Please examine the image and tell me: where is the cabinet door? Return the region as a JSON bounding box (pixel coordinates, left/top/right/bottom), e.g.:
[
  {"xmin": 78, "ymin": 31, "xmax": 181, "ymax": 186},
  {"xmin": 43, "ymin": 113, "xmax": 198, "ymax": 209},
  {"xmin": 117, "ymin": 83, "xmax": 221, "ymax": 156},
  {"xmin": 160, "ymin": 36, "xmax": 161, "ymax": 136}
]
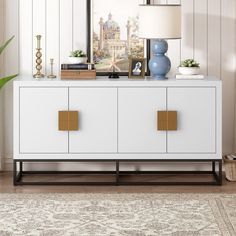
[
  {"xmin": 69, "ymin": 88, "xmax": 117, "ymax": 153},
  {"xmin": 20, "ymin": 87, "xmax": 68, "ymax": 153},
  {"xmin": 167, "ymin": 87, "xmax": 216, "ymax": 153},
  {"xmin": 118, "ymin": 88, "xmax": 166, "ymax": 153}
]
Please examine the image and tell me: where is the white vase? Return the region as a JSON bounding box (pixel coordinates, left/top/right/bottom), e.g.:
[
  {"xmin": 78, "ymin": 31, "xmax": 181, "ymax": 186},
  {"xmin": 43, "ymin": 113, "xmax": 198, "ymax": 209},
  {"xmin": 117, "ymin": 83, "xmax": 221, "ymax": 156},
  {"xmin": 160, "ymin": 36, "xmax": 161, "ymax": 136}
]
[
  {"xmin": 68, "ymin": 57, "xmax": 87, "ymax": 64},
  {"xmin": 178, "ymin": 67, "xmax": 200, "ymax": 75}
]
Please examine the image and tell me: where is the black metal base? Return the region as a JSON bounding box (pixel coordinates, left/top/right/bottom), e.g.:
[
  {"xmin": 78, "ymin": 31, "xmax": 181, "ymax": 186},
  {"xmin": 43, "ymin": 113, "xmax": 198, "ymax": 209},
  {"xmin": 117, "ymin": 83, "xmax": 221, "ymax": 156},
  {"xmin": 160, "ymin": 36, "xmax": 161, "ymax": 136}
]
[
  {"xmin": 108, "ymin": 72, "xmax": 119, "ymax": 79},
  {"xmin": 13, "ymin": 159, "xmax": 222, "ymax": 186}
]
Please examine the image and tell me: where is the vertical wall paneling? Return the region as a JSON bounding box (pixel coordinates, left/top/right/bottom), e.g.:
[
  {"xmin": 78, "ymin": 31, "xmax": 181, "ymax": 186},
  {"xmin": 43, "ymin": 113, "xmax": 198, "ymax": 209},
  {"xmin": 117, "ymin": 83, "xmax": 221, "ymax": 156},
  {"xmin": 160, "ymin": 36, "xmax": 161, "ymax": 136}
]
[
  {"xmin": 19, "ymin": 0, "xmax": 33, "ymax": 75},
  {"xmin": 166, "ymin": 0, "xmax": 181, "ymax": 77},
  {"xmin": 181, "ymin": 0, "xmax": 194, "ymax": 60},
  {"xmin": 73, "ymin": 0, "xmax": 87, "ymax": 53},
  {"xmin": 4, "ymin": 0, "xmax": 18, "ymax": 75},
  {"xmin": 207, "ymin": 0, "xmax": 221, "ymax": 77},
  {"xmin": 3, "ymin": 0, "xmax": 19, "ymax": 165},
  {"xmin": 46, "ymin": 0, "xmax": 60, "ymax": 76},
  {"xmin": 194, "ymin": 0, "xmax": 207, "ymax": 75},
  {"xmin": 221, "ymin": 0, "xmax": 235, "ymax": 153},
  {"xmin": 60, "ymin": 0, "xmax": 73, "ymax": 65},
  {"xmin": 33, "ymin": 0, "xmax": 46, "ymax": 75}
]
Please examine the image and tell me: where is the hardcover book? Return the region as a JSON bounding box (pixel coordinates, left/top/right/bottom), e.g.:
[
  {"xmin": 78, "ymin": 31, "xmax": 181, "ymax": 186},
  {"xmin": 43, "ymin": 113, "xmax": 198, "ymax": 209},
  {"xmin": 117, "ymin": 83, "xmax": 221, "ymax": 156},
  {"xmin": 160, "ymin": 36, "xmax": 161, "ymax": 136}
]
[
  {"xmin": 176, "ymin": 74, "xmax": 204, "ymax": 80},
  {"xmin": 61, "ymin": 63, "xmax": 95, "ymax": 70}
]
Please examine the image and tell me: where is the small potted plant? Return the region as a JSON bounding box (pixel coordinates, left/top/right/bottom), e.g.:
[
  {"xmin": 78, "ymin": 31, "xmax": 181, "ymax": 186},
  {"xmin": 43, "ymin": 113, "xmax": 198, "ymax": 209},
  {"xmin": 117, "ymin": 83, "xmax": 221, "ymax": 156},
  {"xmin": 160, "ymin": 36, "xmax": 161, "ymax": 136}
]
[
  {"xmin": 69, "ymin": 50, "xmax": 87, "ymax": 64},
  {"xmin": 178, "ymin": 59, "xmax": 200, "ymax": 75}
]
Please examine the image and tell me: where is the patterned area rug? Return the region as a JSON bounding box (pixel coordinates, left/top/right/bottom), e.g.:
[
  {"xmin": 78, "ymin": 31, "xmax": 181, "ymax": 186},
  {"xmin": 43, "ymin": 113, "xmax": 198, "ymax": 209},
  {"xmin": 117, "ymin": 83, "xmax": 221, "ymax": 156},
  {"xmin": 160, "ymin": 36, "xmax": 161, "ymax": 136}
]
[{"xmin": 0, "ymin": 194, "xmax": 235, "ymax": 236}]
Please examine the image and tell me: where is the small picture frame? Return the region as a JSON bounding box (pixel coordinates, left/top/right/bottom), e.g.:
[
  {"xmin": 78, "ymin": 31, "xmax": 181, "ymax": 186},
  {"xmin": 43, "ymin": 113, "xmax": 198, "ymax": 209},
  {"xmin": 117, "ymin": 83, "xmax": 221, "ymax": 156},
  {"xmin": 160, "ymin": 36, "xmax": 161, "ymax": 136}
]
[{"xmin": 128, "ymin": 58, "xmax": 145, "ymax": 79}]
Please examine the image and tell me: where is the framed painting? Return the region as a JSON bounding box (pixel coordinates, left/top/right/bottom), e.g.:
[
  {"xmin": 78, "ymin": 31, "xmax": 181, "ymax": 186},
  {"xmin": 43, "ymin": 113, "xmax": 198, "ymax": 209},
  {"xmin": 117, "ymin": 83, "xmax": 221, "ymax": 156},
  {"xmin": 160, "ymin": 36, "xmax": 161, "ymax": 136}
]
[{"xmin": 87, "ymin": 0, "xmax": 150, "ymax": 76}]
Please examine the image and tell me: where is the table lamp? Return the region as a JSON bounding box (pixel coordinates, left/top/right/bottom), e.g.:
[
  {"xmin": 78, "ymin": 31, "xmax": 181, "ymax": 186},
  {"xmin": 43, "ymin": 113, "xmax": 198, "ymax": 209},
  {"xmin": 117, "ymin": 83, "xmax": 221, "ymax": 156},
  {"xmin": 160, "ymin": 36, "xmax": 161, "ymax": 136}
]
[{"xmin": 139, "ymin": 5, "xmax": 181, "ymax": 79}]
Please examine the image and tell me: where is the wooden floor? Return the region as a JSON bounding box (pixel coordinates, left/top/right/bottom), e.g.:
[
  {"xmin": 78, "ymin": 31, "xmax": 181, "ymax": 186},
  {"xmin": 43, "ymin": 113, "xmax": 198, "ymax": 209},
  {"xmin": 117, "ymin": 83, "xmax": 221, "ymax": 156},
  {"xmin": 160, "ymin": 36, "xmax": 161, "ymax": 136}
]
[{"xmin": 0, "ymin": 171, "xmax": 236, "ymax": 193}]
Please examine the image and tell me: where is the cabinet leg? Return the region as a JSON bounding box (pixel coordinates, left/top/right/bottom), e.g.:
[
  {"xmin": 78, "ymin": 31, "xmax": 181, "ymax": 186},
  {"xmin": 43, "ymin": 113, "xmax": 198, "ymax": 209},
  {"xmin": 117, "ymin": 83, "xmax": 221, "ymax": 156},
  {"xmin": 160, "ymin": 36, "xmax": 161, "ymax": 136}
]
[
  {"xmin": 13, "ymin": 161, "xmax": 23, "ymax": 186},
  {"xmin": 13, "ymin": 160, "xmax": 17, "ymax": 186},
  {"xmin": 212, "ymin": 161, "xmax": 215, "ymax": 173},
  {"xmin": 218, "ymin": 160, "xmax": 222, "ymax": 186},
  {"xmin": 19, "ymin": 161, "xmax": 23, "ymax": 173},
  {"xmin": 116, "ymin": 161, "xmax": 119, "ymax": 185}
]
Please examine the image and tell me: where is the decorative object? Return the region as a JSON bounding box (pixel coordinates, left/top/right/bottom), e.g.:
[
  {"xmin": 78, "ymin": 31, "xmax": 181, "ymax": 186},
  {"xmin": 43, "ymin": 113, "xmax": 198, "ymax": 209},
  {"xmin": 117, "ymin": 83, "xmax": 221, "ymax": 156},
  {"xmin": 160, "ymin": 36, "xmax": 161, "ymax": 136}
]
[
  {"xmin": 139, "ymin": 5, "xmax": 181, "ymax": 80},
  {"xmin": 33, "ymin": 35, "xmax": 44, "ymax": 79},
  {"xmin": 0, "ymin": 193, "xmax": 236, "ymax": 235},
  {"xmin": 61, "ymin": 63, "xmax": 95, "ymax": 70},
  {"xmin": 179, "ymin": 59, "xmax": 200, "ymax": 75},
  {"xmin": 223, "ymin": 155, "xmax": 236, "ymax": 181},
  {"xmin": 128, "ymin": 57, "xmax": 145, "ymax": 78},
  {"xmin": 178, "ymin": 67, "xmax": 200, "ymax": 75},
  {"xmin": 61, "ymin": 61, "xmax": 96, "ymax": 80},
  {"xmin": 60, "ymin": 70, "xmax": 96, "ymax": 80},
  {"xmin": 176, "ymin": 74, "xmax": 204, "ymax": 80},
  {"xmin": 108, "ymin": 52, "xmax": 120, "ymax": 79},
  {"xmin": 88, "ymin": 0, "xmax": 151, "ymax": 75},
  {"xmin": 69, "ymin": 50, "xmax": 87, "ymax": 64},
  {"xmin": 0, "ymin": 36, "xmax": 18, "ymax": 89},
  {"xmin": 47, "ymin": 59, "xmax": 56, "ymax": 79}
]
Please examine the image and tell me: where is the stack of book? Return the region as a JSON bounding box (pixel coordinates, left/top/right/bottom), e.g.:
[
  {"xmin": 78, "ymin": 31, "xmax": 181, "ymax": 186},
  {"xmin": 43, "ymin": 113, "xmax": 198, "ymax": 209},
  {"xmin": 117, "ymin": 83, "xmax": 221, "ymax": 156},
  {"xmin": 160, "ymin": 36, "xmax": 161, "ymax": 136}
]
[
  {"xmin": 175, "ymin": 74, "xmax": 204, "ymax": 80},
  {"xmin": 61, "ymin": 63, "xmax": 96, "ymax": 80}
]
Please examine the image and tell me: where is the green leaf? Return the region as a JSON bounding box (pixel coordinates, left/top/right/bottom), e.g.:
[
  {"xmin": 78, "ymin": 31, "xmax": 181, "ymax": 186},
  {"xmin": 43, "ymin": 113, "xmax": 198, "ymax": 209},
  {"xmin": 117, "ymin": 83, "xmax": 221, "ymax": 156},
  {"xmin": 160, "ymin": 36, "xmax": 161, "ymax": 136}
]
[
  {"xmin": 0, "ymin": 74, "xmax": 18, "ymax": 89},
  {"xmin": 0, "ymin": 36, "xmax": 15, "ymax": 55}
]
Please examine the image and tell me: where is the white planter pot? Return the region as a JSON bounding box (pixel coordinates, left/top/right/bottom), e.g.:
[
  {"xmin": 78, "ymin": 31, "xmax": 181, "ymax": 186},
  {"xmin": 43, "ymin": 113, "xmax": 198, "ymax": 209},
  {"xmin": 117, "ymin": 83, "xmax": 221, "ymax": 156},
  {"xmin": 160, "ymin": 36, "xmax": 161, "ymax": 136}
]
[
  {"xmin": 178, "ymin": 67, "xmax": 200, "ymax": 75},
  {"xmin": 68, "ymin": 57, "xmax": 87, "ymax": 64}
]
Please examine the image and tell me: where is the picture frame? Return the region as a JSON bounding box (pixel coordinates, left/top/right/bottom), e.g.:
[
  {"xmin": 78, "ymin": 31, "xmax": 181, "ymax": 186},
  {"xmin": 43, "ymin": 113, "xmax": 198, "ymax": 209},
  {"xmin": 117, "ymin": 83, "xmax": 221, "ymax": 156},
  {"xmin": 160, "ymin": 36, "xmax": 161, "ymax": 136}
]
[
  {"xmin": 128, "ymin": 57, "xmax": 145, "ymax": 79},
  {"xmin": 87, "ymin": 0, "xmax": 150, "ymax": 76}
]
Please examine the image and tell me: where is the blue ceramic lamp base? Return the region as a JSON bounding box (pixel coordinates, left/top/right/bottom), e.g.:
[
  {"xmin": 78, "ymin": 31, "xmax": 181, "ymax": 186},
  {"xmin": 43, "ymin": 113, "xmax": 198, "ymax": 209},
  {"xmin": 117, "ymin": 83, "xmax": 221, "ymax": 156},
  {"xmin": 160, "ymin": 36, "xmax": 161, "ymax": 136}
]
[{"xmin": 149, "ymin": 39, "xmax": 171, "ymax": 80}]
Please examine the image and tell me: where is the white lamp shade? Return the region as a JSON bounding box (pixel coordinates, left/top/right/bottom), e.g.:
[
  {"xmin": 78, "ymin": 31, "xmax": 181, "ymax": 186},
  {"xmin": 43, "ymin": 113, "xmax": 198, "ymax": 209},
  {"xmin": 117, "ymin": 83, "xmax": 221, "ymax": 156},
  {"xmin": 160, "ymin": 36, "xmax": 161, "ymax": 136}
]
[{"xmin": 139, "ymin": 5, "xmax": 181, "ymax": 39}]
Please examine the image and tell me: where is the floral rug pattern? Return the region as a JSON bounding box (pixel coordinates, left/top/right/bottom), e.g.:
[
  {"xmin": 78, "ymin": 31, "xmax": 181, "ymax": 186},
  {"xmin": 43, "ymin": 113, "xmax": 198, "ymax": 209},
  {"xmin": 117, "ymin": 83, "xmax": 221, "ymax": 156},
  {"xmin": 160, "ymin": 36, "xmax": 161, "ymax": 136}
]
[{"xmin": 0, "ymin": 194, "xmax": 235, "ymax": 235}]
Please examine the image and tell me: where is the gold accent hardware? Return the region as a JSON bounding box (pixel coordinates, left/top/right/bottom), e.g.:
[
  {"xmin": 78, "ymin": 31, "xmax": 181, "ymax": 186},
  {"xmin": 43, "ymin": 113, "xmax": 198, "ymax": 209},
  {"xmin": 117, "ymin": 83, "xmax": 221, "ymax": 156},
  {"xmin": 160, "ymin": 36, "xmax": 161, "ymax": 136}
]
[
  {"xmin": 58, "ymin": 111, "xmax": 79, "ymax": 131},
  {"xmin": 33, "ymin": 35, "xmax": 44, "ymax": 79},
  {"xmin": 68, "ymin": 111, "xmax": 79, "ymax": 131},
  {"xmin": 158, "ymin": 111, "xmax": 168, "ymax": 131},
  {"xmin": 58, "ymin": 111, "xmax": 68, "ymax": 131},
  {"xmin": 167, "ymin": 111, "xmax": 177, "ymax": 131},
  {"xmin": 157, "ymin": 111, "xmax": 177, "ymax": 131}
]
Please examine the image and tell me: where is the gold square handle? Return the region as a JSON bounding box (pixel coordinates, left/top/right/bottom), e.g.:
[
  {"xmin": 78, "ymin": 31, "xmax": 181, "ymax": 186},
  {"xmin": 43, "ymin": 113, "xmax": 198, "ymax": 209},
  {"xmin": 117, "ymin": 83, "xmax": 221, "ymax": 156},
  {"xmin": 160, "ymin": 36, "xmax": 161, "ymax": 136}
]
[
  {"xmin": 157, "ymin": 111, "xmax": 177, "ymax": 131},
  {"xmin": 58, "ymin": 111, "xmax": 79, "ymax": 131},
  {"xmin": 58, "ymin": 111, "xmax": 68, "ymax": 131}
]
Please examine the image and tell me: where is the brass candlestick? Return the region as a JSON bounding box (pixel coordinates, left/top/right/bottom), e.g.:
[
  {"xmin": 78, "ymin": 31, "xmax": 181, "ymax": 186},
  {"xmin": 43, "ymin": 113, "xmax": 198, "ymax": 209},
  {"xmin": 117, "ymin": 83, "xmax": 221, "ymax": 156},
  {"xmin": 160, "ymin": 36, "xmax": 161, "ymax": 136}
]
[
  {"xmin": 33, "ymin": 35, "xmax": 44, "ymax": 78},
  {"xmin": 47, "ymin": 59, "xmax": 56, "ymax": 79}
]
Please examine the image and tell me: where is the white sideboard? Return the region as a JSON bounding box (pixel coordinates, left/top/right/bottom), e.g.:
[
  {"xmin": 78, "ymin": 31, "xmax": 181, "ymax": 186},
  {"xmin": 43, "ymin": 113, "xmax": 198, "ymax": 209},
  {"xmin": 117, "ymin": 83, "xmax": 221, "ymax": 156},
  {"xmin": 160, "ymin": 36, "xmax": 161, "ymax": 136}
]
[{"xmin": 13, "ymin": 76, "xmax": 222, "ymax": 185}]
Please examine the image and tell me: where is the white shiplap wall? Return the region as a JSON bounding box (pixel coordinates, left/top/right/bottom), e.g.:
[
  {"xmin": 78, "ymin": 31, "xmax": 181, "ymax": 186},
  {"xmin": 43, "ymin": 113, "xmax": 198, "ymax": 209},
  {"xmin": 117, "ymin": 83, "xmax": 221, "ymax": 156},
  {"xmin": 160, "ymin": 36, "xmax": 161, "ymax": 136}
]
[{"xmin": 0, "ymin": 0, "xmax": 236, "ymax": 170}]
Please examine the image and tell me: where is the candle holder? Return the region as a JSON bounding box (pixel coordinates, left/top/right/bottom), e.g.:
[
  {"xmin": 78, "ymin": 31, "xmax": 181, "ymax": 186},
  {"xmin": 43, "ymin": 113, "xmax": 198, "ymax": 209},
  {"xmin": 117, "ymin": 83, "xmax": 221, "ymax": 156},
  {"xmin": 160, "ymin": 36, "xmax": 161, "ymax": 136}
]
[
  {"xmin": 33, "ymin": 35, "xmax": 44, "ymax": 79},
  {"xmin": 47, "ymin": 59, "xmax": 57, "ymax": 79}
]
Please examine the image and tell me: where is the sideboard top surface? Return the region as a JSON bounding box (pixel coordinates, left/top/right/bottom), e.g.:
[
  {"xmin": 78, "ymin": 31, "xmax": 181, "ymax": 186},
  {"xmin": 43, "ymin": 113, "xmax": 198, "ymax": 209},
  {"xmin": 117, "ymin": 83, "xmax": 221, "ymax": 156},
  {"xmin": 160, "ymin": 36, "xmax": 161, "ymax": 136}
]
[{"xmin": 14, "ymin": 76, "xmax": 221, "ymax": 87}]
